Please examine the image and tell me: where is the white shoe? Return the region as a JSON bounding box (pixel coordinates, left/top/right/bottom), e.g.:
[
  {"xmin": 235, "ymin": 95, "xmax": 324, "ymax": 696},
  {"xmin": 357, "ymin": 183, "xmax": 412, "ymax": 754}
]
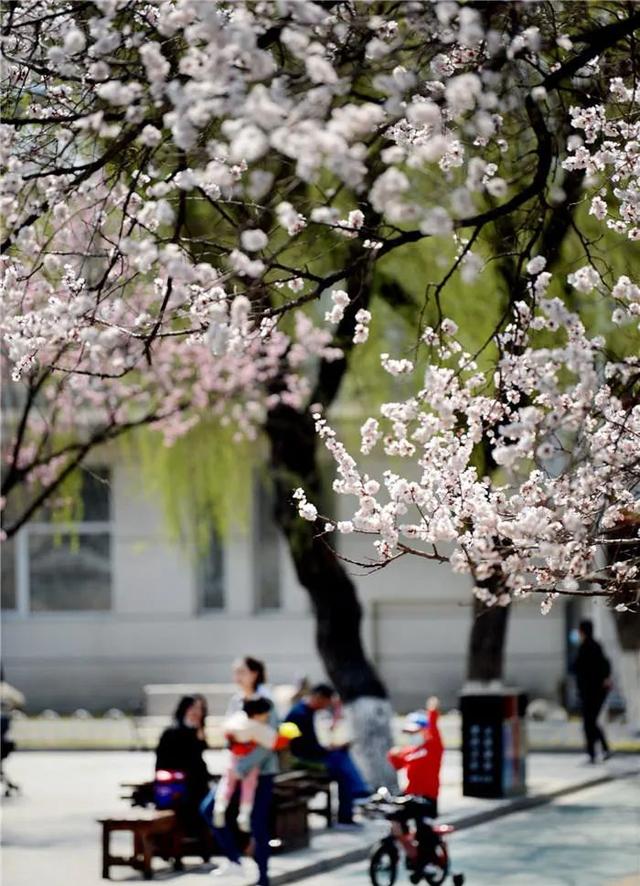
[
  {"xmin": 237, "ymin": 809, "xmax": 251, "ymax": 832},
  {"xmin": 211, "ymin": 859, "xmax": 254, "ymax": 882},
  {"xmin": 213, "ymin": 807, "xmax": 226, "ymax": 828}
]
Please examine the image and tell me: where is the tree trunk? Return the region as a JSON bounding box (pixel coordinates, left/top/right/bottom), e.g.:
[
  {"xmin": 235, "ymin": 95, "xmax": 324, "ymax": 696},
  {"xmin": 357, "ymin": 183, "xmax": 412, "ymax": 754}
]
[
  {"xmin": 265, "ymin": 402, "xmax": 396, "ymax": 789},
  {"xmin": 466, "ymin": 575, "xmax": 510, "ymax": 684},
  {"xmin": 463, "ymin": 169, "xmax": 582, "ymax": 689}
]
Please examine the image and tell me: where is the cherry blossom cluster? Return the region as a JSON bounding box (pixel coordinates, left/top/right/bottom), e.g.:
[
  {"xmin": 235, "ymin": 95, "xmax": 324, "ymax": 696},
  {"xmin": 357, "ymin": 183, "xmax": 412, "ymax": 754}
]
[
  {"xmin": 299, "ymin": 271, "xmax": 640, "ymax": 610},
  {"xmin": 2, "ymin": 0, "xmax": 639, "ymax": 595},
  {"xmin": 563, "ymin": 80, "xmax": 640, "ymax": 240},
  {"xmin": 4, "ymin": 0, "xmax": 632, "ymax": 351}
]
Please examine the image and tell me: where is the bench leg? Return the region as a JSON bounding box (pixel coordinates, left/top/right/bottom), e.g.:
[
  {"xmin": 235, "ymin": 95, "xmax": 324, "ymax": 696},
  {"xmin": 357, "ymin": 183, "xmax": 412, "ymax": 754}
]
[
  {"xmin": 101, "ymin": 826, "xmax": 111, "ymax": 879},
  {"xmin": 141, "ymin": 835, "xmax": 154, "ymax": 880},
  {"xmin": 172, "ymin": 828, "xmax": 183, "ymax": 871}
]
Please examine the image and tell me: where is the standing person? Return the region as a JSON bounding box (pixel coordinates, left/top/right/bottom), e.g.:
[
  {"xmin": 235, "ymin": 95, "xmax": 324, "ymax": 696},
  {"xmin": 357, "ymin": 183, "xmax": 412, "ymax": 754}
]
[
  {"xmin": 155, "ymin": 694, "xmax": 212, "ymax": 832},
  {"xmin": 201, "ymin": 656, "xmax": 277, "ymax": 885},
  {"xmin": 574, "ymin": 619, "xmax": 613, "ymax": 763},
  {"xmin": 285, "ymin": 683, "xmax": 370, "ymax": 828},
  {"xmin": 214, "ymin": 697, "xmax": 299, "ymax": 832}
]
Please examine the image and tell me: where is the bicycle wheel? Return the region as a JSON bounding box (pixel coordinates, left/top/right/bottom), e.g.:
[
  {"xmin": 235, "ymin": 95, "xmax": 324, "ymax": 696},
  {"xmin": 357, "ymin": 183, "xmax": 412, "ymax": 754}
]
[
  {"xmin": 424, "ymin": 841, "xmax": 450, "ymax": 886},
  {"xmin": 369, "ymin": 842, "xmax": 399, "ymax": 886}
]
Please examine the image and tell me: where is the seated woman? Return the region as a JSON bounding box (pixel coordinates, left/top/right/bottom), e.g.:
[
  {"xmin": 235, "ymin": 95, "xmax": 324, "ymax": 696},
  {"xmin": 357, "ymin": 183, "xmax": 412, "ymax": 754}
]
[{"xmin": 155, "ymin": 694, "xmax": 212, "ymax": 833}]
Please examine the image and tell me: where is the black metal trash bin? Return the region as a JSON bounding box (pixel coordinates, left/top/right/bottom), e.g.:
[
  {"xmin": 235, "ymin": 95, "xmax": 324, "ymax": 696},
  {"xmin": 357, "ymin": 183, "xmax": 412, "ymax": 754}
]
[{"xmin": 460, "ymin": 691, "xmax": 528, "ymax": 798}]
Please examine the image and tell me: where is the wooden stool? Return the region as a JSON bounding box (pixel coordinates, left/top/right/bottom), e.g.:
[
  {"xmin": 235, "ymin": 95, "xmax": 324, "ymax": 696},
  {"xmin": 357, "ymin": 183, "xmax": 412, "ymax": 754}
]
[{"xmin": 98, "ymin": 809, "xmax": 177, "ymax": 880}]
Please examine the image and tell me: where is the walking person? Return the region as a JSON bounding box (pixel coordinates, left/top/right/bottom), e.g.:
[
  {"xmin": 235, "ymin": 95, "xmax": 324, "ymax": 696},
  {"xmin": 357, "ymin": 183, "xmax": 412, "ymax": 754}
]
[
  {"xmin": 201, "ymin": 656, "xmax": 277, "ymax": 885},
  {"xmin": 573, "ymin": 619, "xmax": 613, "ymax": 763}
]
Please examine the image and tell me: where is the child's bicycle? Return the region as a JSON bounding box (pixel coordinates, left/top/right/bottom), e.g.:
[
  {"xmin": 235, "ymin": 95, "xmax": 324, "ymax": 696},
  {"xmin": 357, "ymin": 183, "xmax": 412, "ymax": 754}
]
[{"xmin": 363, "ymin": 790, "xmax": 464, "ymax": 886}]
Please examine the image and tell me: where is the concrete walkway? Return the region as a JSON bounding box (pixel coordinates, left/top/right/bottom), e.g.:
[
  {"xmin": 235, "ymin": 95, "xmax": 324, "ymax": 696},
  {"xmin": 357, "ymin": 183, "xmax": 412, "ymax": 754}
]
[
  {"xmin": 2, "ymin": 750, "xmax": 637, "ymax": 886},
  {"xmin": 295, "ymin": 777, "xmax": 640, "ymax": 886}
]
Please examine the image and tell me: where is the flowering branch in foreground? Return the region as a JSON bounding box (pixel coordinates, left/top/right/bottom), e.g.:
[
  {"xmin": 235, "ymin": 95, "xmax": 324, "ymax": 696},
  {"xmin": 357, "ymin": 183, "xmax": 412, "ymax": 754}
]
[
  {"xmin": 1, "ymin": 2, "xmax": 639, "ymax": 604},
  {"xmin": 297, "ymin": 268, "xmax": 640, "ymax": 613}
]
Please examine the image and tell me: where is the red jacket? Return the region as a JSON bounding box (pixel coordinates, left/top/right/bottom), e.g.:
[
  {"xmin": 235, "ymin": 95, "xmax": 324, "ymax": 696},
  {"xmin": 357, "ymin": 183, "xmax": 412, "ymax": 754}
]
[{"xmin": 388, "ymin": 710, "xmax": 443, "ymax": 800}]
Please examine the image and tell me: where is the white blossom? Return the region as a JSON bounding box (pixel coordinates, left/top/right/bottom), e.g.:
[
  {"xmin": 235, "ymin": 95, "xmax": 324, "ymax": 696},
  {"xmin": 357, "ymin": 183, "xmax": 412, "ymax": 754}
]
[
  {"xmin": 240, "ymin": 229, "xmax": 268, "ymax": 252},
  {"xmin": 527, "ymin": 256, "xmax": 547, "ymax": 275}
]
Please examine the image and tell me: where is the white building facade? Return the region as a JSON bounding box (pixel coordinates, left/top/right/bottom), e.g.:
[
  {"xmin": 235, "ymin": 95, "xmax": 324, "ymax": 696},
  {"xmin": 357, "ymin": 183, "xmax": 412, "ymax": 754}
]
[{"xmin": 1, "ymin": 457, "xmax": 571, "ymax": 714}]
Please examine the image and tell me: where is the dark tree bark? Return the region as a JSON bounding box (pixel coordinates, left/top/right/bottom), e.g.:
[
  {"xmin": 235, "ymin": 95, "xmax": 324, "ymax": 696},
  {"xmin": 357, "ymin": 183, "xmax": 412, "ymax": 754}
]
[
  {"xmin": 265, "ymin": 400, "xmax": 397, "ymax": 789},
  {"xmin": 465, "ymin": 168, "xmax": 585, "ymax": 684},
  {"xmin": 263, "ymin": 247, "xmax": 397, "ymax": 788},
  {"xmin": 262, "ymin": 239, "xmax": 387, "ymax": 702},
  {"xmin": 265, "ymin": 403, "xmax": 386, "ymax": 701},
  {"xmin": 614, "ymin": 609, "xmax": 640, "ymax": 653},
  {"xmin": 466, "ymin": 575, "xmax": 510, "ymax": 682}
]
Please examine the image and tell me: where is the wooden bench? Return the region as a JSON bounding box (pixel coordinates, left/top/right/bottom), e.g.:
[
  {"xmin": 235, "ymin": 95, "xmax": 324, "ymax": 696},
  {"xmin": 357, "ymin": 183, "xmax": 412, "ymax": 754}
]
[
  {"xmin": 98, "ymin": 809, "xmax": 178, "ymax": 880},
  {"xmin": 110, "ymin": 767, "xmax": 333, "ymax": 877},
  {"xmin": 119, "ymin": 776, "xmax": 313, "ymax": 857},
  {"xmin": 273, "ymin": 769, "xmax": 333, "ymax": 828}
]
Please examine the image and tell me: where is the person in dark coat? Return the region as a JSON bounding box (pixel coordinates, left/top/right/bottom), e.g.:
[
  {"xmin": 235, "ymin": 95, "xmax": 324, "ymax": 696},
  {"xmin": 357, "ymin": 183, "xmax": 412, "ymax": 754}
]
[
  {"xmin": 156, "ymin": 694, "xmax": 212, "ymax": 829},
  {"xmin": 574, "ymin": 619, "xmax": 612, "ymax": 763},
  {"xmin": 285, "ymin": 683, "xmax": 369, "ymax": 827}
]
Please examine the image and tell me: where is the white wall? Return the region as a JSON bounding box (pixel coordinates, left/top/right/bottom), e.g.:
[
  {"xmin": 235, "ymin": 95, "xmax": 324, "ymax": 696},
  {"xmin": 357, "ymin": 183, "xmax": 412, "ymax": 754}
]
[{"xmin": 2, "ymin": 462, "xmax": 319, "ymax": 711}]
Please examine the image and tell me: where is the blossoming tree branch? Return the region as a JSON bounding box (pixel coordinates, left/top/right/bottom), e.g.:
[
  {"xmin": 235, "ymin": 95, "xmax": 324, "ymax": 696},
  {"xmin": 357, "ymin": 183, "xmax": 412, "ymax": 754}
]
[{"xmin": 1, "ymin": 0, "xmax": 639, "ymax": 765}]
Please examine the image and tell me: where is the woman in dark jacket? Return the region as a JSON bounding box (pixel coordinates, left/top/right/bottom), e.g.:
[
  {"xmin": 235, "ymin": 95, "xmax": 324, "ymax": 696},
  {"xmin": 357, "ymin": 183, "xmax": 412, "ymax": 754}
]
[{"xmin": 156, "ymin": 694, "xmax": 212, "ymax": 829}]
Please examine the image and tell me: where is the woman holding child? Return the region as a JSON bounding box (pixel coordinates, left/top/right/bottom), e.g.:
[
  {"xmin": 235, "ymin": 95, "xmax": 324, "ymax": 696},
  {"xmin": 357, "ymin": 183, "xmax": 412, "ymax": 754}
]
[{"xmin": 201, "ymin": 656, "xmax": 278, "ymax": 886}]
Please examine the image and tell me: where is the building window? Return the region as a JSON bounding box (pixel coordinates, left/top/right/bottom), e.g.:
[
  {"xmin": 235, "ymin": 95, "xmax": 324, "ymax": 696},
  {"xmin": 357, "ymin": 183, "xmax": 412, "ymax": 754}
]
[
  {"xmin": 1, "ymin": 536, "xmax": 17, "ymax": 610},
  {"xmin": 198, "ymin": 528, "xmax": 225, "ymax": 611},
  {"xmin": 27, "ymin": 530, "xmax": 111, "ymax": 612},
  {"xmin": 254, "ymin": 480, "xmax": 281, "ymax": 611},
  {"xmin": 1, "ymin": 468, "xmax": 112, "ymax": 614}
]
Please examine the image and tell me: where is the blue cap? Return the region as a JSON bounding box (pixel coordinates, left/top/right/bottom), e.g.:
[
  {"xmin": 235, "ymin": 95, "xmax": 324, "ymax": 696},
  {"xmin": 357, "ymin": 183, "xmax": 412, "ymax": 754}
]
[{"xmin": 403, "ymin": 711, "xmax": 429, "ymax": 732}]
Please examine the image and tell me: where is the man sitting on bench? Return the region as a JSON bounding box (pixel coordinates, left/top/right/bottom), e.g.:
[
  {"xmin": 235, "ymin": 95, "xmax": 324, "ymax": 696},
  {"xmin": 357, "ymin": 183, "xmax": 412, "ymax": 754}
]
[{"xmin": 285, "ymin": 684, "xmax": 369, "ymax": 828}]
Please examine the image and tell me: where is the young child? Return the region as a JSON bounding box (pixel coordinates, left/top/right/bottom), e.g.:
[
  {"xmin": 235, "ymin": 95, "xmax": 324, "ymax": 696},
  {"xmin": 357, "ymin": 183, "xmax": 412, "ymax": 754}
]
[
  {"xmin": 387, "ymin": 698, "xmax": 444, "ymax": 883},
  {"xmin": 388, "ymin": 697, "xmax": 443, "ymax": 814},
  {"xmin": 213, "ymin": 697, "xmax": 299, "ymax": 832}
]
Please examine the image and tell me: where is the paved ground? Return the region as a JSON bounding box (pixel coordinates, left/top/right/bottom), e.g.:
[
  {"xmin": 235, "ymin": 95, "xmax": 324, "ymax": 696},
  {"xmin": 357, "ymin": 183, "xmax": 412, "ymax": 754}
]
[
  {"xmin": 296, "ymin": 777, "xmax": 640, "ymax": 886},
  {"xmin": 1, "ymin": 750, "xmax": 637, "ymax": 886}
]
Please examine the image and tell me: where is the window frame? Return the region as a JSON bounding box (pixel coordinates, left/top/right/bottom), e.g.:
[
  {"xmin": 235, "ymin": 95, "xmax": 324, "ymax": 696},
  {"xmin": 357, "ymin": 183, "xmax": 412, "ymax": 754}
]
[
  {"xmin": 3, "ymin": 474, "xmax": 114, "ymax": 618},
  {"xmin": 197, "ymin": 526, "xmax": 226, "ymax": 613},
  {"xmin": 253, "ymin": 480, "xmax": 282, "ymax": 613}
]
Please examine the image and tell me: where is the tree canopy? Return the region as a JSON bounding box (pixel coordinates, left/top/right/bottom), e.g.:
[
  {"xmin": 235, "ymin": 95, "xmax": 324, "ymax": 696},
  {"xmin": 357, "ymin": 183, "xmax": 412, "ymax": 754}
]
[{"xmin": 1, "ymin": 0, "xmax": 639, "ymax": 611}]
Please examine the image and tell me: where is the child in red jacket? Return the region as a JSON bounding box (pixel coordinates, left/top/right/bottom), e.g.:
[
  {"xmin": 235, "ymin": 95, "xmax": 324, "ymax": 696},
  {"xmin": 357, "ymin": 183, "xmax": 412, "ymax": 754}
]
[
  {"xmin": 388, "ymin": 697, "xmax": 443, "ymax": 815},
  {"xmin": 387, "ymin": 698, "xmax": 443, "ymax": 883}
]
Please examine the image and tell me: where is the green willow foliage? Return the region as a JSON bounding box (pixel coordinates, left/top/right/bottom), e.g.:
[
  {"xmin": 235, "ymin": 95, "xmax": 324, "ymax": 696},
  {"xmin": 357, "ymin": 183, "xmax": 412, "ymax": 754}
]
[{"xmin": 128, "ymin": 419, "xmax": 257, "ymax": 551}]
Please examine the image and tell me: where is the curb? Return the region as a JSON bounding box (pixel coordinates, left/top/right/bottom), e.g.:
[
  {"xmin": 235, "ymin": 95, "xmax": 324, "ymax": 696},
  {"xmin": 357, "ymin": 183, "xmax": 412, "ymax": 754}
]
[
  {"xmin": 448, "ymin": 766, "xmax": 639, "ymax": 832},
  {"xmin": 270, "ymin": 766, "xmax": 639, "ymax": 885}
]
